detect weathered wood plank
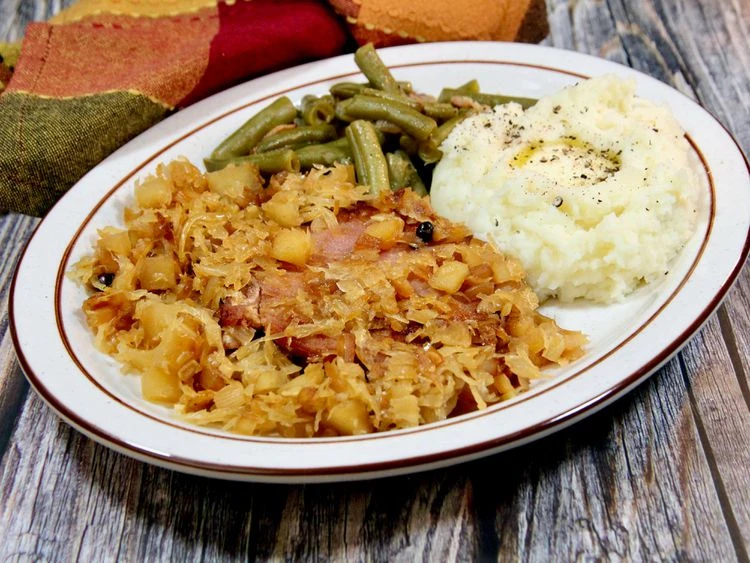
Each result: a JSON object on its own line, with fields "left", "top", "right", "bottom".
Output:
{"left": 689, "top": 284, "right": 750, "bottom": 555}
{"left": 0, "top": 214, "right": 37, "bottom": 457}
{"left": 0, "top": 0, "right": 72, "bottom": 41}
{"left": 611, "top": 0, "right": 750, "bottom": 148}
{"left": 482, "top": 356, "right": 737, "bottom": 561}
{"left": 720, "top": 271, "right": 750, "bottom": 411}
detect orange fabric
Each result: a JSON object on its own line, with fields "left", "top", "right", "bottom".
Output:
{"left": 49, "top": 0, "right": 216, "bottom": 22}
{"left": 329, "top": 0, "right": 533, "bottom": 43}
{"left": 7, "top": 9, "right": 218, "bottom": 107}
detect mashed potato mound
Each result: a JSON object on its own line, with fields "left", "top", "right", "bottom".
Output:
{"left": 430, "top": 76, "right": 700, "bottom": 302}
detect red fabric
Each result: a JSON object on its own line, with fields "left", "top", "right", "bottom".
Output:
{"left": 181, "top": 0, "right": 349, "bottom": 107}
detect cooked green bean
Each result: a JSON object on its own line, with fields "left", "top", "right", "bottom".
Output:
{"left": 338, "top": 95, "right": 437, "bottom": 141}
{"left": 434, "top": 114, "right": 466, "bottom": 143}
{"left": 417, "top": 139, "right": 442, "bottom": 164}
{"left": 386, "top": 150, "right": 427, "bottom": 195}
{"left": 296, "top": 138, "right": 352, "bottom": 168}
{"left": 438, "top": 88, "right": 537, "bottom": 109}
{"left": 361, "top": 87, "right": 422, "bottom": 110}
{"left": 330, "top": 81, "right": 414, "bottom": 99}
{"left": 353, "top": 43, "right": 401, "bottom": 94}
{"left": 204, "top": 148, "right": 300, "bottom": 174}
{"left": 396, "top": 80, "right": 413, "bottom": 94}
{"left": 399, "top": 134, "right": 419, "bottom": 155}
{"left": 330, "top": 82, "right": 367, "bottom": 99}
{"left": 300, "top": 95, "right": 336, "bottom": 125}
{"left": 210, "top": 96, "right": 298, "bottom": 160}
{"left": 345, "top": 120, "right": 390, "bottom": 193}
{"left": 422, "top": 102, "right": 459, "bottom": 121}
{"left": 256, "top": 124, "right": 337, "bottom": 153}
{"left": 331, "top": 85, "right": 421, "bottom": 111}
{"left": 334, "top": 98, "right": 354, "bottom": 122}
{"left": 417, "top": 114, "right": 466, "bottom": 164}
{"left": 455, "top": 79, "right": 480, "bottom": 94}
{"left": 373, "top": 120, "right": 402, "bottom": 135}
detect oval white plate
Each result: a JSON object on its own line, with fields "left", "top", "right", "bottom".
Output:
{"left": 10, "top": 42, "right": 750, "bottom": 482}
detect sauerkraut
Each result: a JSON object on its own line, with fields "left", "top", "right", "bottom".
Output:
{"left": 72, "top": 159, "right": 585, "bottom": 437}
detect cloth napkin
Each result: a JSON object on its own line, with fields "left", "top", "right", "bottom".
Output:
{"left": 0, "top": 0, "right": 548, "bottom": 217}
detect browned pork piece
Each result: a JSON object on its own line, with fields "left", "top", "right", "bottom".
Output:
{"left": 75, "top": 159, "right": 585, "bottom": 437}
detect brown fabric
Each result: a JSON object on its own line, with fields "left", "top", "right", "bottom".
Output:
{"left": 516, "top": 0, "right": 551, "bottom": 44}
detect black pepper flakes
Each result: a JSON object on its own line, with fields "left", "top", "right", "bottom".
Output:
{"left": 552, "top": 196, "right": 563, "bottom": 207}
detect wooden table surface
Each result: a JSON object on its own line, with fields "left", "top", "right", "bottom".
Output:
{"left": 2, "top": 0, "right": 749, "bottom": 560}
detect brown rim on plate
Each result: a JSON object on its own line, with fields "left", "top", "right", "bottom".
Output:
{"left": 10, "top": 58, "right": 748, "bottom": 478}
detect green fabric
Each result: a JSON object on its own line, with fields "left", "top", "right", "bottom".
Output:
{"left": 0, "top": 91, "right": 168, "bottom": 216}
{"left": 0, "top": 42, "right": 20, "bottom": 68}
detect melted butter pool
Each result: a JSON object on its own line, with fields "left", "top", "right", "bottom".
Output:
{"left": 510, "top": 138, "right": 621, "bottom": 187}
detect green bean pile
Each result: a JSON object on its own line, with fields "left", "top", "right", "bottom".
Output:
{"left": 205, "top": 44, "right": 537, "bottom": 195}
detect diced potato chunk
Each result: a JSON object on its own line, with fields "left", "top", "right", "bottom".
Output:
{"left": 326, "top": 399, "right": 373, "bottom": 435}
{"left": 98, "top": 229, "right": 131, "bottom": 256}
{"left": 254, "top": 370, "right": 289, "bottom": 394}
{"left": 431, "top": 321, "right": 471, "bottom": 346}
{"left": 198, "top": 368, "right": 225, "bottom": 392}
{"left": 365, "top": 216, "right": 404, "bottom": 245}
{"left": 206, "top": 162, "right": 260, "bottom": 205}
{"left": 490, "top": 254, "right": 524, "bottom": 283}
{"left": 270, "top": 228, "right": 311, "bottom": 267}
{"left": 389, "top": 395, "right": 420, "bottom": 427}
{"left": 141, "top": 367, "right": 181, "bottom": 403}
{"left": 429, "top": 260, "right": 470, "bottom": 294}
{"left": 138, "top": 300, "right": 180, "bottom": 344}
{"left": 139, "top": 255, "right": 178, "bottom": 290}
{"left": 135, "top": 176, "right": 172, "bottom": 208}
{"left": 263, "top": 193, "right": 302, "bottom": 227}
{"left": 279, "top": 364, "right": 325, "bottom": 396}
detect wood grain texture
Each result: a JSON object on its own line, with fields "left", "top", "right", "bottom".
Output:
{"left": 1, "top": 0, "right": 749, "bottom": 561}
{"left": 488, "top": 360, "right": 737, "bottom": 561}
{"left": 0, "top": 0, "right": 70, "bottom": 41}
{"left": 0, "top": 215, "right": 37, "bottom": 456}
